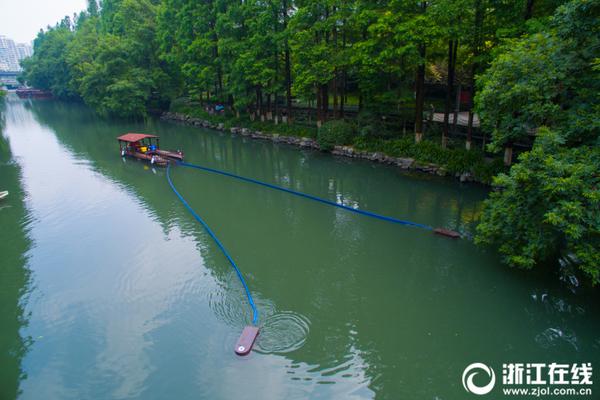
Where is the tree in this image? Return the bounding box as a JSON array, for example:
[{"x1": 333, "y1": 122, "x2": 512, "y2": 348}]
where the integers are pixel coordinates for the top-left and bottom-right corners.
[
  {"x1": 350, "y1": 0, "x2": 436, "y2": 141},
  {"x1": 20, "y1": 18, "x2": 77, "y2": 99},
  {"x1": 475, "y1": 0, "x2": 599, "y2": 164},
  {"x1": 158, "y1": 0, "x2": 222, "y2": 103},
  {"x1": 476, "y1": 0, "x2": 600, "y2": 284},
  {"x1": 289, "y1": 0, "x2": 336, "y2": 125},
  {"x1": 476, "y1": 129, "x2": 600, "y2": 284},
  {"x1": 430, "y1": 0, "x2": 470, "y2": 148},
  {"x1": 67, "y1": 0, "x2": 172, "y2": 116}
]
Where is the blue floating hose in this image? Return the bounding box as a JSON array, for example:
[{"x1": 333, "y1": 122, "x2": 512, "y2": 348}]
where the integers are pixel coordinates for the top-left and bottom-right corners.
[
  {"x1": 178, "y1": 161, "x2": 433, "y2": 231},
  {"x1": 167, "y1": 163, "x2": 259, "y2": 325}
]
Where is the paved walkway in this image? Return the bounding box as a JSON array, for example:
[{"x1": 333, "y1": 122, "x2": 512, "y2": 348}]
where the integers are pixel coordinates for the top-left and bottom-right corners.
[{"x1": 431, "y1": 112, "x2": 480, "y2": 128}]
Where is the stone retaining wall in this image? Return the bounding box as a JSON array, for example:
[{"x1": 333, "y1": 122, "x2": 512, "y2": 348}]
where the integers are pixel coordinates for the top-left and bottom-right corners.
[{"x1": 160, "y1": 111, "x2": 476, "y2": 182}]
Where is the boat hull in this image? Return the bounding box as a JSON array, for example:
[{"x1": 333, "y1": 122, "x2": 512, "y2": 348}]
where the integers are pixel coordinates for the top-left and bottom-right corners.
[
  {"x1": 122, "y1": 151, "x2": 169, "y2": 167},
  {"x1": 15, "y1": 89, "x2": 53, "y2": 99},
  {"x1": 153, "y1": 149, "x2": 184, "y2": 160}
]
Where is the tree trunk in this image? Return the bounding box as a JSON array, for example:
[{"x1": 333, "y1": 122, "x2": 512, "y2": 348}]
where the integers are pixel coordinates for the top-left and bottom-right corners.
[
  {"x1": 453, "y1": 83, "x2": 461, "y2": 134},
  {"x1": 282, "y1": 0, "x2": 293, "y2": 124},
  {"x1": 466, "y1": 110, "x2": 474, "y2": 149},
  {"x1": 340, "y1": 29, "x2": 346, "y2": 118},
  {"x1": 525, "y1": 0, "x2": 535, "y2": 20},
  {"x1": 504, "y1": 146, "x2": 513, "y2": 166},
  {"x1": 321, "y1": 83, "x2": 329, "y2": 122},
  {"x1": 467, "y1": 0, "x2": 484, "y2": 150},
  {"x1": 443, "y1": 40, "x2": 456, "y2": 148},
  {"x1": 340, "y1": 70, "x2": 346, "y2": 117},
  {"x1": 316, "y1": 86, "x2": 322, "y2": 127},
  {"x1": 414, "y1": 44, "x2": 426, "y2": 143},
  {"x1": 266, "y1": 93, "x2": 272, "y2": 120},
  {"x1": 414, "y1": 2, "x2": 427, "y2": 143},
  {"x1": 255, "y1": 87, "x2": 259, "y2": 116},
  {"x1": 332, "y1": 19, "x2": 339, "y2": 119},
  {"x1": 333, "y1": 73, "x2": 338, "y2": 119},
  {"x1": 466, "y1": 65, "x2": 475, "y2": 150},
  {"x1": 210, "y1": 20, "x2": 222, "y2": 97}
]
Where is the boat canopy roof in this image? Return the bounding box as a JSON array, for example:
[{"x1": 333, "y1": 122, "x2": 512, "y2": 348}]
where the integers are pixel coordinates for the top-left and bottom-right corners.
[{"x1": 117, "y1": 133, "x2": 158, "y2": 143}]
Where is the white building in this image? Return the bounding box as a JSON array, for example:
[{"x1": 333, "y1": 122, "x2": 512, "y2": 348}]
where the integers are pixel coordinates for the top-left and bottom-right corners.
[{"x1": 0, "y1": 35, "x2": 33, "y2": 72}]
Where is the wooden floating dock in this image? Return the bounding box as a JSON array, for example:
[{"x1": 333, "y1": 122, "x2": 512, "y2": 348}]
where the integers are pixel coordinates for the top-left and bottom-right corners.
[
  {"x1": 235, "y1": 326, "x2": 259, "y2": 356},
  {"x1": 433, "y1": 228, "x2": 461, "y2": 239}
]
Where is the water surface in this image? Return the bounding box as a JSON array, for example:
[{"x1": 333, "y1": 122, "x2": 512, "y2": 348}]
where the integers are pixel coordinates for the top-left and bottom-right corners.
[{"x1": 1, "y1": 96, "x2": 598, "y2": 399}]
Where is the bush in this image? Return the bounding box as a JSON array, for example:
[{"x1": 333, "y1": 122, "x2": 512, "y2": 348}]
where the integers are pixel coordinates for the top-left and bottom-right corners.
[
  {"x1": 476, "y1": 129, "x2": 600, "y2": 284},
  {"x1": 352, "y1": 135, "x2": 504, "y2": 183},
  {"x1": 356, "y1": 110, "x2": 392, "y2": 139},
  {"x1": 317, "y1": 120, "x2": 356, "y2": 151}
]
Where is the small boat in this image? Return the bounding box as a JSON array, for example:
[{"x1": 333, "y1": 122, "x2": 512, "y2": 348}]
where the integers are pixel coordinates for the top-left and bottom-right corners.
[
  {"x1": 0, "y1": 191, "x2": 8, "y2": 200},
  {"x1": 15, "y1": 88, "x2": 53, "y2": 99},
  {"x1": 117, "y1": 133, "x2": 184, "y2": 167}
]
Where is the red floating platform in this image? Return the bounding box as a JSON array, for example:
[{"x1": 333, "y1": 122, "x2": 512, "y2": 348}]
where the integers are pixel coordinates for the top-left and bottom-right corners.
[
  {"x1": 433, "y1": 228, "x2": 461, "y2": 239},
  {"x1": 235, "y1": 326, "x2": 259, "y2": 356}
]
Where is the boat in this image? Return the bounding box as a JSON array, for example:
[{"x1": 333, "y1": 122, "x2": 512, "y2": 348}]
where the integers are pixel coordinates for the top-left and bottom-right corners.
[
  {"x1": 117, "y1": 133, "x2": 183, "y2": 167},
  {"x1": 15, "y1": 88, "x2": 53, "y2": 99},
  {"x1": 0, "y1": 191, "x2": 8, "y2": 200}
]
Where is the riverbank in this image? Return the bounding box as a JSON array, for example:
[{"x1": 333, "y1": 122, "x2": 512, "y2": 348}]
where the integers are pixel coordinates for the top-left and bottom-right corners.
[{"x1": 160, "y1": 110, "x2": 504, "y2": 184}]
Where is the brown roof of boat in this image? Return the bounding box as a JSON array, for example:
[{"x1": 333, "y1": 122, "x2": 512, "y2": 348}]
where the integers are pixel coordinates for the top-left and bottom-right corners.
[{"x1": 117, "y1": 133, "x2": 158, "y2": 142}]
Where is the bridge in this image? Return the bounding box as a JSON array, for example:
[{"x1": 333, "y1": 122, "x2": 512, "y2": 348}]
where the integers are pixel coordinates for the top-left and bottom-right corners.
[{"x1": 0, "y1": 70, "x2": 21, "y2": 89}]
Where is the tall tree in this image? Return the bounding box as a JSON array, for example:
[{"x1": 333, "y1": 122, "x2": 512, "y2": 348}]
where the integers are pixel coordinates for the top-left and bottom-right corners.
[
  {"x1": 476, "y1": 0, "x2": 600, "y2": 283},
  {"x1": 21, "y1": 18, "x2": 77, "y2": 99}
]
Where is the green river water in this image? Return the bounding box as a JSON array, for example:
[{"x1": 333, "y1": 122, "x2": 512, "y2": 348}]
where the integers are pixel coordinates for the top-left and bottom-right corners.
[{"x1": 0, "y1": 96, "x2": 599, "y2": 399}]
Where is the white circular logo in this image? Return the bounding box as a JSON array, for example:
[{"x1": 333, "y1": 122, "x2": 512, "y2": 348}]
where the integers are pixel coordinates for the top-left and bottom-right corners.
[{"x1": 462, "y1": 363, "x2": 496, "y2": 395}]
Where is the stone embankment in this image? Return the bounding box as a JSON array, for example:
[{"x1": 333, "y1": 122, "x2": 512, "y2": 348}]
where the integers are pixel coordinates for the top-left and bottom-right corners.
[{"x1": 160, "y1": 111, "x2": 476, "y2": 182}]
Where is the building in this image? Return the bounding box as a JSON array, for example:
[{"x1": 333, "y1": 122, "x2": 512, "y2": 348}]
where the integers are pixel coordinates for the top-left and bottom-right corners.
[{"x1": 0, "y1": 35, "x2": 32, "y2": 72}]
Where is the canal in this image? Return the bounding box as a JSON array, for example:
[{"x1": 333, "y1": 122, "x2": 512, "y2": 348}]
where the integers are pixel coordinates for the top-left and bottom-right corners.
[{"x1": 1, "y1": 96, "x2": 599, "y2": 399}]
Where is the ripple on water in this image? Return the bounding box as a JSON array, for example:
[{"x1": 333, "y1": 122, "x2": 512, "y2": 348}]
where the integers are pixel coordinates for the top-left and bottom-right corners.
[
  {"x1": 254, "y1": 311, "x2": 311, "y2": 354},
  {"x1": 209, "y1": 283, "x2": 250, "y2": 329},
  {"x1": 209, "y1": 271, "x2": 277, "y2": 329},
  {"x1": 535, "y1": 327, "x2": 579, "y2": 352}
]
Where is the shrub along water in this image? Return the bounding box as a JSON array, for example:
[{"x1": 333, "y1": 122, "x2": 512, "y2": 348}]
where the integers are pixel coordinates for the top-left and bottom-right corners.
[
  {"x1": 317, "y1": 120, "x2": 356, "y2": 151},
  {"x1": 171, "y1": 100, "x2": 504, "y2": 184}
]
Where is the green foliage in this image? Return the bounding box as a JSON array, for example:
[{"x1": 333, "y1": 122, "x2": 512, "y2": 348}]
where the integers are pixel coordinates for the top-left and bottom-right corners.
[
  {"x1": 169, "y1": 99, "x2": 317, "y2": 138},
  {"x1": 475, "y1": 0, "x2": 600, "y2": 149},
  {"x1": 21, "y1": 0, "x2": 570, "y2": 125},
  {"x1": 476, "y1": 129, "x2": 600, "y2": 284},
  {"x1": 353, "y1": 136, "x2": 504, "y2": 182},
  {"x1": 356, "y1": 110, "x2": 391, "y2": 139},
  {"x1": 18, "y1": 0, "x2": 596, "y2": 286},
  {"x1": 474, "y1": 0, "x2": 600, "y2": 284},
  {"x1": 317, "y1": 120, "x2": 356, "y2": 151},
  {"x1": 21, "y1": 18, "x2": 77, "y2": 99},
  {"x1": 21, "y1": 0, "x2": 173, "y2": 117}
]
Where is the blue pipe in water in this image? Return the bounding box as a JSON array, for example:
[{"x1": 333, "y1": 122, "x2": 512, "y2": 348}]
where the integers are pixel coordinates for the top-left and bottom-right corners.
[
  {"x1": 166, "y1": 163, "x2": 259, "y2": 325},
  {"x1": 178, "y1": 161, "x2": 434, "y2": 231}
]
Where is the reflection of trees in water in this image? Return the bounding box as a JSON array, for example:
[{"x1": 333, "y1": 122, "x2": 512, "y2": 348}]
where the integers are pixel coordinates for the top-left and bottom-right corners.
[
  {"x1": 0, "y1": 130, "x2": 32, "y2": 400},
  {"x1": 25, "y1": 100, "x2": 508, "y2": 397}
]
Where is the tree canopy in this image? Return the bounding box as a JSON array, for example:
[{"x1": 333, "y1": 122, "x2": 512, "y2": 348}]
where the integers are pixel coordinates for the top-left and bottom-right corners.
[
  {"x1": 19, "y1": 0, "x2": 599, "y2": 284},
  {"x1": 22, "y1": 0, "x2": 558, "y2": 120},
  {"x1": 476, "y1": 0, "x2": 600, "y2": 285}
]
